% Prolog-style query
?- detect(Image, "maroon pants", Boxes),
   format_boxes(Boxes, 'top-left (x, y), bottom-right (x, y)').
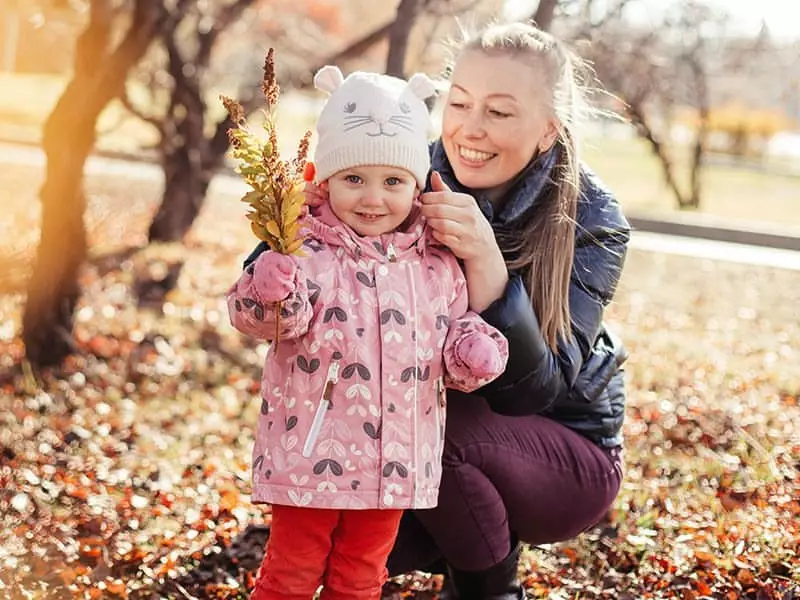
top-left (387, 393), bottom-right (623, 573)
top-left (254, 505), bottom-right (403, 599)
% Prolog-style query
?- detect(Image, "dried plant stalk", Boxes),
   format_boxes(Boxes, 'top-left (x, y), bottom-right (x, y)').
top-left (222, 48), bottom-right (313, 343)
top-left (221, 48), bottom-right (311, 257)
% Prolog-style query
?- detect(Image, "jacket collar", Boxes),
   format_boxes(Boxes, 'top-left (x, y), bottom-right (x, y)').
top-left (429, 140), bottom-right (559, 227)
top-left (306, 202), bottom-right (432, 262)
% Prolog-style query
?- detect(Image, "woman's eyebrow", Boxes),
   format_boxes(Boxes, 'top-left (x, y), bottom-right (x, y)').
top-left (451, 84), bottom-right (519, 104)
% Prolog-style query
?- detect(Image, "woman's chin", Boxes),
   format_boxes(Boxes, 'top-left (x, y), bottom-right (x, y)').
top-left (451, 166), bottom-right (499, 190)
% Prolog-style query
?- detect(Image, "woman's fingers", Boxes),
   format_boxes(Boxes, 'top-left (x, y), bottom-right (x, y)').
top-left (419, 190), bottom-right (471, 208)
top-left (303, 180), bottom-right (328, 206)
top-left (429, 170), bottom-right (451, 192)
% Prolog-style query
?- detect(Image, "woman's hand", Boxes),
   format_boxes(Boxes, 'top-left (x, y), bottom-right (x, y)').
top-left (420, 171), bottom-right (496, 262)
top-left (303, 180), bottom-right (328, 208)
top-left (421, 171), bottom-right (508, 311)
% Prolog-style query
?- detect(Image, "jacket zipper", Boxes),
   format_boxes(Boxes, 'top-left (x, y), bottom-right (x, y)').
top-left (434, 376), bottom-right (446, 451)
top-left (386, 242), bottom-right (397, 262)
top-left (302, 360), bottom-right (340, 458)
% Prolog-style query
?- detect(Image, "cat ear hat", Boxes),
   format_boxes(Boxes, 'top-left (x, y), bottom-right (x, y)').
top-left (312, 65), bottom-right (437, 190)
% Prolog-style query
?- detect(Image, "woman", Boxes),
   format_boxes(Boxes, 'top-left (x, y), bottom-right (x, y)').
top-left (385, 22), bottom-right (630, 599)
top-left (244, 21), bottom-right (630, 600)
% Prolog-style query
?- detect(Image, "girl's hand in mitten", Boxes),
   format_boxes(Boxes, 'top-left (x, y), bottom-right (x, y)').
top-left (456, 332), bottom-right (505, 379)
top-left (252, 252), bottom-right (298, 302)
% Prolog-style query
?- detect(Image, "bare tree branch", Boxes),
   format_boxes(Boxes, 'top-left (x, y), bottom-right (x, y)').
top-left (197, 0), bottom-right (254, 69)
top-left (387, 0), bottom-right (424, 76)
top-left (118, 86), bottom-right (164, 134)
top-left (530, 0), bottom-right (558, 31)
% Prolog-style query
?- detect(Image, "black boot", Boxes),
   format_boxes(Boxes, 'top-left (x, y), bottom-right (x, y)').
top-left (444, 544), bottom-right (525, 600)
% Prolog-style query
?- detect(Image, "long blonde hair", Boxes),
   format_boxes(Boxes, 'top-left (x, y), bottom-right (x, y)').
top-left (450, 22), bottom-right (591, 350)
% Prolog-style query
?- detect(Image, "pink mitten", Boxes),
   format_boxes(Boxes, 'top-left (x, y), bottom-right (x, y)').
top-left (253, 252), bottom-right (298, 302)
top-left (456, 333), bottom-right (504, 379)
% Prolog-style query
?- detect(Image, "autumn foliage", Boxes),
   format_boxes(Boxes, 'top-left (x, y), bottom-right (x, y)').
top-left (1, 162), bottom-right (799, 599)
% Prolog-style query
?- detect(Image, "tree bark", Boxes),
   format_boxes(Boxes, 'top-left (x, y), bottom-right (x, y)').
top-left (531, 0), bottom-right (558, 31)
top-left (386, 0), bottom-right (423, 77)
top-left (146, 0), bottom-right (255, 243)
top-left (22, 0), bottom-right (164, 367)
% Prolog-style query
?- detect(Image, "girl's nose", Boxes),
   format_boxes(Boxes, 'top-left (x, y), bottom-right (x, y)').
top-left (359, 193), bottom-right (383, 206)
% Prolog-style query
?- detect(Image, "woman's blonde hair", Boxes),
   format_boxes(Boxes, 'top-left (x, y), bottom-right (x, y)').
top-left (448, 21), bottom-right (593, 351)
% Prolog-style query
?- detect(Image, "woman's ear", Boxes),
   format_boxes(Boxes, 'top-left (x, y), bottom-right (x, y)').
top-left (539, 119), bottom-right (559, 153)
top-left (314, 65), bottom-right (344, 94)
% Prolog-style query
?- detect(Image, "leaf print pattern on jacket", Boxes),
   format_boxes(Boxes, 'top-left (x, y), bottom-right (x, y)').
top-left (227, 202), bottom-right (508, 510)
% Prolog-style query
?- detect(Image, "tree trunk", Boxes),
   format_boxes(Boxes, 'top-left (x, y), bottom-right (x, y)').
top-left (532, 0), bottom-right (559, 31)
top-left (146, 1), bottom-right (255, 243)
top-left (627, 103), bottom-right (690, 209)
top-left (386, 0), bottom-right (423, 77)
top-left (22, 0), bottom-right (163, 367)
top-left (148, 143), bottom-right (214, 242)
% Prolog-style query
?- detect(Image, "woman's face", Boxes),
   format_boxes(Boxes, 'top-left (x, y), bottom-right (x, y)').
top-left (442, 50), bottom-right (558, 190)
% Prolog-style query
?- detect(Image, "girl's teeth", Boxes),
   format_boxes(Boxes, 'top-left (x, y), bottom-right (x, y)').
top-left (459, 147), bottom-right (493, 161)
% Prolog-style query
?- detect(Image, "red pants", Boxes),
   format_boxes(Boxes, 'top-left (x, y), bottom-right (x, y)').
top-left (252, 505), bottom-right (403, 600)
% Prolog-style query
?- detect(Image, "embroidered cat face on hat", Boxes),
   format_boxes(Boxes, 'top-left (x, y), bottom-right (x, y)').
top-left (313, 66), bottom-right (437, 190)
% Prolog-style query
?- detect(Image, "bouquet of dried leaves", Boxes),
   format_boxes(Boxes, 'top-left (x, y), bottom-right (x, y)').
top-left (221, 48), bottom-right (312, 257)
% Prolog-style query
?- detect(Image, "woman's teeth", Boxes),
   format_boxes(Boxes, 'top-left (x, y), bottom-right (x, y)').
top-left (459, 146), bottom-right (494, 162)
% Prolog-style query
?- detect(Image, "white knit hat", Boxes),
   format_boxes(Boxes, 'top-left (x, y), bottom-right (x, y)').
top-left (313, 66), bottom-right (437, 189)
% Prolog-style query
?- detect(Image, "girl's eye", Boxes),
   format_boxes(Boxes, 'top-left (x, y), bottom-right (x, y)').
top-left (344, 174), bottom-right (361, 184)
top-left (385, 177), bottom-right (402, 186)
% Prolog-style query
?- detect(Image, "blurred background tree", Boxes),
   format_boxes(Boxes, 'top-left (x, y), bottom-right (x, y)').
top-left (22, 0), bottom-right (174, 367)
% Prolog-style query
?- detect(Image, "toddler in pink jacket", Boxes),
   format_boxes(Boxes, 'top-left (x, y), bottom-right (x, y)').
top-left (227, 66), bottom-right (508, 600)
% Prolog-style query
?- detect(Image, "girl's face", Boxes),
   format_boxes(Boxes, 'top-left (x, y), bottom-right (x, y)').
top-left (326, 165), bottom-right (417, 236)
top-left (442, 50), bottom-right (558, 190)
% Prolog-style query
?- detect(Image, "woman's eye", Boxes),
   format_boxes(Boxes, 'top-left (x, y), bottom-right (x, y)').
top-left (489, 109), bottom-right (511, 118)
top-left (449, 102), bottom-right (467, 109)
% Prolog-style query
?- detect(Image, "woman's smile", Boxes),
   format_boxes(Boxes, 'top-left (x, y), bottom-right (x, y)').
top-left (456, 144), bottom-right (497, 165)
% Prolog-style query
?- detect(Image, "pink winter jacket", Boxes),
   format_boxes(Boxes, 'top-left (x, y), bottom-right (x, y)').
top-left (227, 204), bottom-right (508, 510)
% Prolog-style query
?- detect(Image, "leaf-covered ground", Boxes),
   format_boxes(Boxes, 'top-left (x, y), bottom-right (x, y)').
top-left (1, 162), bottom-right (798, 599)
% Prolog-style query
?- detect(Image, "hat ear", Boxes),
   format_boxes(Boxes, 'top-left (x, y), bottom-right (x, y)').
top-left (405, 73), bottom-right (437, 101)
top-left (314, 65), bottom-right (344, 94)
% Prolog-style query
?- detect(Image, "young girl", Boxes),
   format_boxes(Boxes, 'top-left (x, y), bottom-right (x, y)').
top-left (227, 66), bottom-right (508, 600)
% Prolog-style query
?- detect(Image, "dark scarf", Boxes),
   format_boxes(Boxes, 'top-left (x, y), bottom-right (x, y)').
top-left (428, 139), bottom-right (560, 228)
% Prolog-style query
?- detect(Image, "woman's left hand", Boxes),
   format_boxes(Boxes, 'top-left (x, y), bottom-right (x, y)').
top-left (420, 171), bottom-right (499, 263)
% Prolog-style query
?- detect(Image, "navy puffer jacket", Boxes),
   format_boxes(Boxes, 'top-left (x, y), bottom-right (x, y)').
top-left (430, 141), bottom-right (630, 447)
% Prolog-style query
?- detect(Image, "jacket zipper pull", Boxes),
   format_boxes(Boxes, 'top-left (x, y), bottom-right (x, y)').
top-left (436, 376), bottom-right (446, 407)
top-left (386, 243), bottom-right (397, 263)
top-left (302, 361), bottom-right (340, 458)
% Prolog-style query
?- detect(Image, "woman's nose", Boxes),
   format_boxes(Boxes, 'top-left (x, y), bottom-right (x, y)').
top-left (461, 110), bottom-right (485, 138)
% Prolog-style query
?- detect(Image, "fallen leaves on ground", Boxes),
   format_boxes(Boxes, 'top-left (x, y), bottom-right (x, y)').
top-left (1, 165), bottom-right (798, 599)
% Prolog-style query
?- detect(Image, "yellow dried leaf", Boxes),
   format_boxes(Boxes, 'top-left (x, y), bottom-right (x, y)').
top-left (266, 220), bottom-right (281, 238)
top-left (285, 238), bottom-right (305, 255)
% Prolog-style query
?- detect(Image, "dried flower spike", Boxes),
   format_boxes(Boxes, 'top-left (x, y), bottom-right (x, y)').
top-left (221, 48), bottom-right (312, 257)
